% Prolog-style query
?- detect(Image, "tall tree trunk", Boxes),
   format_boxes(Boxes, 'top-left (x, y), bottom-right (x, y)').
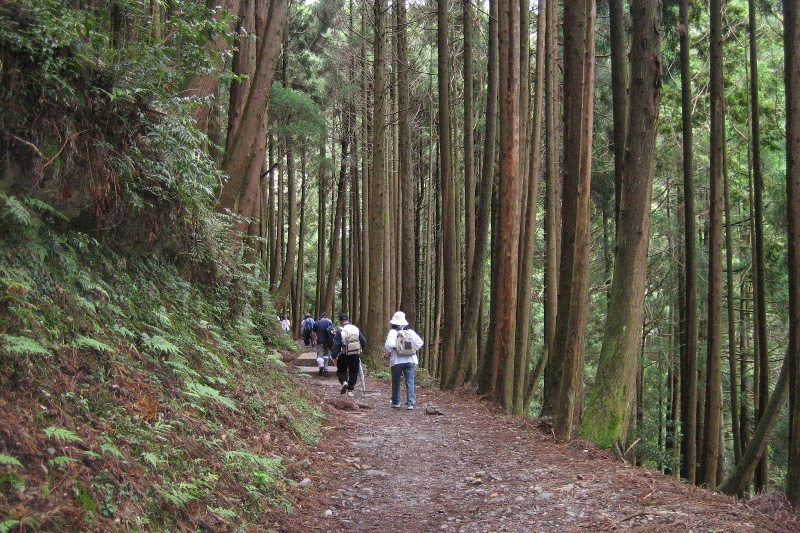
top-left (446, 0), bottom-right (498, 389)
top-left (718, 358), bottom-right (789, 495)
top-left (316, 140), bottom-right (328, 314)
top-left (226, 0), bottom-right (256, 157)
top-left (679, 0), bottom-right (699, 484)
top-left (517, 0), bottom-right (546, 412)
top-left (723, 132), bottom-right (742, 464)
top-left (488, 0), bottom-right (522, 410)
top-left (747, 0), bottom-right (771, 492)
top-left (180, 0), bottom-right (242, 130)
top-left (579, 0), bottom-right (661, 448)
top-left (539, 0), bottom-right (561, 414)
top-left (784, 0), bottom-right (800, 507)
top-left (438, 0), bottom-right (460, 383)
top-left (609, 0), bottom-right (627, 230)
top-left (701, 0), bottom-right (725, 486)
top-left (274, 147), bottom-right (298, 310)
top-left (323, 139), bottom-right (349, 315)
top-left (219, 0), bottom-right (288, 232)
top-left (294, 148), bottom-right (308, 335)
top-left (463, 0), bottom-right (476, 293)
top-left (553, 0), bottom-right (595, 442)
top-left (396, 0), bottom-right (416, 325)
top-left (364, 0), bottom-right (387, 365)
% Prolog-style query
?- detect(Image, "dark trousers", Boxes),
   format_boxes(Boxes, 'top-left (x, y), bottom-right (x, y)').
top-left (336, 352), bottom-right (360, 390)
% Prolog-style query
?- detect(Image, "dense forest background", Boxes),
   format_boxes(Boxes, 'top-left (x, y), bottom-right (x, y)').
top-left (2, 0), bottom-right (800, 528)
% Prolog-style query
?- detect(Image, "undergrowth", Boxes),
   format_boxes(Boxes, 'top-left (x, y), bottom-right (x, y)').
top-left (0, 199), bottom-right (322, 532)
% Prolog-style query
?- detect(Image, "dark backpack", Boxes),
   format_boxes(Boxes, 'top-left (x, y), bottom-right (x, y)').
top-left (302, 318), bottom-right (313, 334)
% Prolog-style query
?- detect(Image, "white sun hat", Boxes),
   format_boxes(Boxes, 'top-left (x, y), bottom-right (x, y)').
top-left (389, 311), bottom-right (409, 326)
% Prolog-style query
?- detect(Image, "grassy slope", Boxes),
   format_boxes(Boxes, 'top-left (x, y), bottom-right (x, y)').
top-left (0, 219), bottom-right (323, 532)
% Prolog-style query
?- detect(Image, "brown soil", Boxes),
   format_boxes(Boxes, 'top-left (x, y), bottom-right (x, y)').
top-left (274, 357), bottom-right (800, 533)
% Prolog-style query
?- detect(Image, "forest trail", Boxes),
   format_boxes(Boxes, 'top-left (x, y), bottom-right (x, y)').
top-left (277, 349), bottom-right (800, 532)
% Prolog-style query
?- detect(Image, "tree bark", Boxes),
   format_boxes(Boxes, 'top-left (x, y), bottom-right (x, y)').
top-left (517, 0), bottom-right (546, 413)
top-left (718, 358), bottom-right (789, 495)
top-left (396, 0), bottom-right (416, 325)
top-left (438, 0), bottom-right (460, 383)
top-left (579, 0), bottom-right (661, 448)
top-left (218, 0), bottom-right (288, 228)
top-left (609, 0), bottom-right (627, 231)
top-left (701, 0), bottom-right (725, 486)
top-left (364, 0), bottom-right (387, 365)
top-left (784, 0), bottom-right (800, 507)
top-left (679, 0), bottom-right (698, 484)
top-left (539, 0), bottom-right (561, 414)
top-left (553, 0), bottom-right (595, 442)
top-left (274, 146), bottom-right (298, 310)
top-left (445, 0), bottom-right (499, 390)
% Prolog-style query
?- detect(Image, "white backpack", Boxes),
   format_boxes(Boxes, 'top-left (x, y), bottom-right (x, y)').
top-left (394, 328), bottom-right (417, 356)
top-left (341, 324), bottom-right (362, 355)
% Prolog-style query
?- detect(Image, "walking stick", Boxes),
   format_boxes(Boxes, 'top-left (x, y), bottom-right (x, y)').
top-left (358, 359), bottom-right (366, 392)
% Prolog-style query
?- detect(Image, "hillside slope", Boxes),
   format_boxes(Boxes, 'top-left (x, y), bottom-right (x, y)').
top-left (0, 217), bottom-right (322, 532)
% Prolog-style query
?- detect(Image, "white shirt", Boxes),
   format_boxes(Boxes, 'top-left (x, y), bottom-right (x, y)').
top-left (384, 327), bottom-right (424, 367)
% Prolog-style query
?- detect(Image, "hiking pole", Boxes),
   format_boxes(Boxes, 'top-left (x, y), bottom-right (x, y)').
top-left (358, 360), bottom-right (366, 392)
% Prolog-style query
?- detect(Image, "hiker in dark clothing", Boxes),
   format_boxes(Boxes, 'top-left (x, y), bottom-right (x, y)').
top-left (332, 312), bottom-right (366, 396)
top-left (301, 313), bottom-right (315, 347)
top-left (313, 312), bottom-right (334, 375)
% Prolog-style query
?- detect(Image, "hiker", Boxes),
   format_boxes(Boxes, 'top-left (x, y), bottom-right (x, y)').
top-left (313, 312), bottom-right (335, 375)
top-left (332, 312), bottom-right (366, 396)
top-left (384, 311), bottom-right (424, 410)
top-left (280, 315), bottom-right (291, 333)
top-left (301, 313), bottom-right (315, 346)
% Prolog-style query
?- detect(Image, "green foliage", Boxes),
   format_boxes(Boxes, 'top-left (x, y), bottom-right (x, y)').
top-left (269, 83), bottom-right (326, 143)
top-left (0, 455), bottom-right (22, 467)
top-left (44, 426), bottom-right (83, 443)
top-left (0, 334), bottom-right (50, 356)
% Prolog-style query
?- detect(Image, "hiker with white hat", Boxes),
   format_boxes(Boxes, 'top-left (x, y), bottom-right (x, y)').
top-left (384, 311), bottom-right (424, 410)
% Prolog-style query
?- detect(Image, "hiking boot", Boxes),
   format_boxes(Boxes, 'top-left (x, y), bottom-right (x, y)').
top-left (318, 368), bottom-right (324, 376)
top-left (406, 404), bottom-right (414, 410)
top-left (340, 382), bottom-right (349, 395)
top-left (391, 403), bottom-right (401, 408)
top-left (346, 390), bottom-right (354, 397)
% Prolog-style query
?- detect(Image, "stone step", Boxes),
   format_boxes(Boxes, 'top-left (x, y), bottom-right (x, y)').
top-left (295, 352), bottom-right (336, 367)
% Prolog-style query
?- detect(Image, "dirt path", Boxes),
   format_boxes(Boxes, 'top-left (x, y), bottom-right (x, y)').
top-left (275, 355), bottom-right (800, 532)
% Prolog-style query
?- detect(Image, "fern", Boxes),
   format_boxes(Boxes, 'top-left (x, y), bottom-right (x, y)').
top-left (0, 454), bottom-right (22, 467)
top-left (43, 426), bottom-right (83, 443)
top-left (0, 520), bottom-right (21, 533)
top-left (0, 194), bottom-right (39, 228)
top-left (207, 506), bottom-right (238, 521)
top-left (22, 196), bottom-right (68, 220)
top-left (185, 381), bottom-right (237, 411)
top-left (164, 359), bottom-right (201, 380)
top-left (100, 441), bottom-right (125, 461)
top-left (142, 334), bottom-right (181, 356)
top-left (159, 482), bottom-right (198, 508)
top-left (141, 452), bottom-right (162, 467)
top-left (111, 324), bottom-right (136, 339)
top-left (1, 334), bottom-right (49, 356)
top-left (73, 335), bottom-right (114, 353)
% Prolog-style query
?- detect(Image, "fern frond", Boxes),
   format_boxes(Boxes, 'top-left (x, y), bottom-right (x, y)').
top-left (0, 454), bottom-right (23, 467)
top-left (0, 194), bottom-right (39, 228)
top-left (23, 197), bottom-right (68, 220)
top-left (1, 334), bottom-right (50, 356)
top-left (141, 451), bottom-right (162, 467)
top-left (185, 381), bottom-right (237, 411)
top-left (43, 426), bottom-right (83, 443)
top-left (74, 335), bottom-right (114, 353)
top-left (142, 334), bottom-right (181, 356)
